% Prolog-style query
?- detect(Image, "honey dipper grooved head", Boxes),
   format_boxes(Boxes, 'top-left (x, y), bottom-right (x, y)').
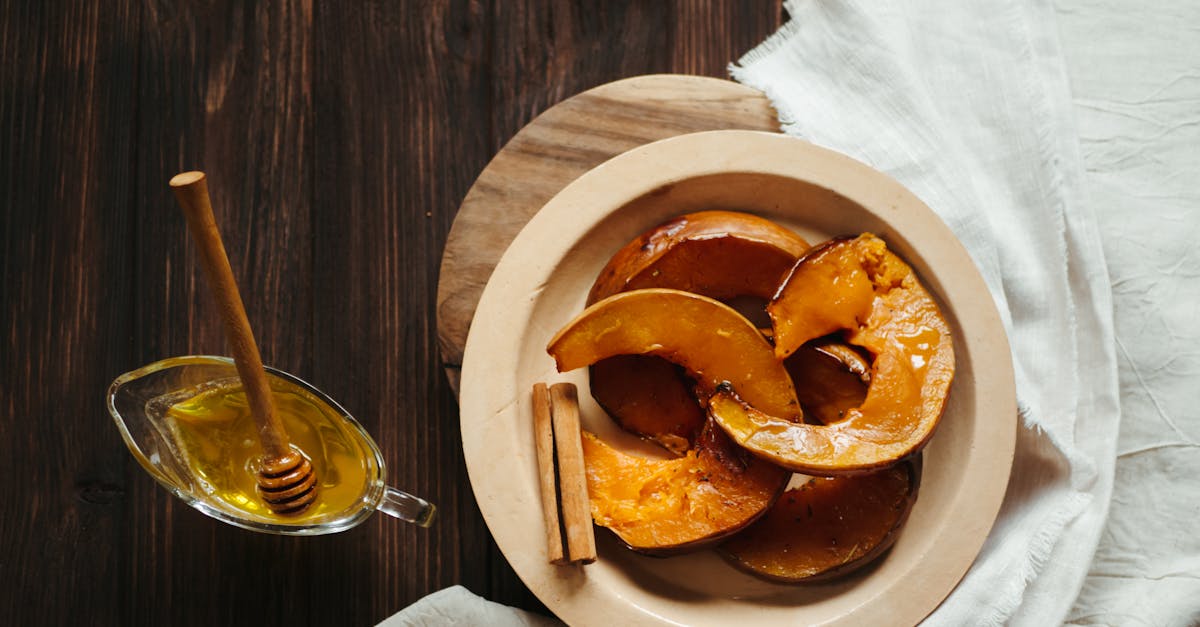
top-left (255, 451), bottom-right (318, 515)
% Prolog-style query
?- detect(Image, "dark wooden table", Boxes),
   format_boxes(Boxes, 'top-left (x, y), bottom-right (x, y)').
top-left (0, 2), bottom-right (782, 624)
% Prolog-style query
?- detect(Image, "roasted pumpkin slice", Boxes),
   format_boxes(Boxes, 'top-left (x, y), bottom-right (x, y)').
top-left (720, 458), bottom-right (920, 582)
top-left (710, 234), bottom-right (954, 474)
top-left (587, 210), bottom-right (810, 304)
top-left (582, 418), bottom-right (790, 554)
top-left (548, 288), bottom-right (801, 419)
top-left (586, 211), bottom-right (809, 451)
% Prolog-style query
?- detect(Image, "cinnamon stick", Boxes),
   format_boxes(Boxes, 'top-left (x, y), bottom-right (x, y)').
top-left (549, 383), bottom-right (597, 564)
top-left (531, 383), bottom-right (567, 565)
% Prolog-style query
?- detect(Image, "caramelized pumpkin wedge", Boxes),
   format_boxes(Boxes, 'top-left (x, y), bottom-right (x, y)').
top-left (547, 289), bottom-right (801, 419)
top-left (710, 234), bottom-right (954, 474)
top-left (587, 210), bottom-right (810, 304)
top-left (720, 458), bottom-right (920, 582)
top-left (583, 419), bottom-right (790, 555)
top-left (586, 211), bottom-right (809, 451)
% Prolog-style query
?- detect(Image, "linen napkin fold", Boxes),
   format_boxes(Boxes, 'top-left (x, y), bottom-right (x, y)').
top-left (378, 586), bottom-right (558, 627)
top-left (730, 0), bottom-right (1120, 624)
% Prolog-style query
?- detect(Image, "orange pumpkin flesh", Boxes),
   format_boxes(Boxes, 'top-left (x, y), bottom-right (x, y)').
top-left (548, 289), bottom-right (801, 419)
top-left (587, 211), bottom-right (809, 451)
top-left (582, 419), bottom-right (790, 554)
top-left (765, 238), bottom-right (875, 356)
top-left (547, 288), bottom-right (799, 554)
top-left (710, 234), bottom-right (954, 474)
top-left (720, 458), bottom-right (920, 582)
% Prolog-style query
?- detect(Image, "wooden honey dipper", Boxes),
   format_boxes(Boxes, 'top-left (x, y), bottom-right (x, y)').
top-left (170, 171), bottom-right (317, 516)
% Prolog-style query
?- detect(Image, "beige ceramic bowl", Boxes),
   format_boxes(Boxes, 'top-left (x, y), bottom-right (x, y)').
top-left (459, 130), bottom-right (1015, 626)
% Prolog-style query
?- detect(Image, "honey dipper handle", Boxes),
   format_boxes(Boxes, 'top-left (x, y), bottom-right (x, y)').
top-left (169, 171), bottom-right (291, 459)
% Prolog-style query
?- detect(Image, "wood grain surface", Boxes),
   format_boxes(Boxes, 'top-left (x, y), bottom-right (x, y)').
top-left (0, 1), bottom-right (782, 624)
top-left (436, 74), bottom-right (779, 393)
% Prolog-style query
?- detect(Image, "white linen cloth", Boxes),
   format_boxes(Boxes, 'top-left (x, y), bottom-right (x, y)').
top-left (387, 0), bottom-right (1198, 624)
top-left (378, 586), bottom-right (557, 627)
top-left (734, 0), bottom-right (1196, 625)
top-left (1055, 2), bottom-right (1200, 625)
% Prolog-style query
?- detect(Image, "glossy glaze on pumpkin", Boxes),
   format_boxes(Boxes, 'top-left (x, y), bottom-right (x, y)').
top-left (710, 234), bottom-right (954, 474)
top-left (581, 419), bottom-right (790, 554)
top-left (720, 458), bottom-right (919, 581)
top-left (586, 211), bottom-right (809, 451)
top-left (548, 288), bottom-right (801, 419)
top-left (587, 210), bottom-right (810, 304)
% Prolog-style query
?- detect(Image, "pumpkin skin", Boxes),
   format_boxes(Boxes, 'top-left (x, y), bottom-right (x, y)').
top-left (582, 419), bottom-right (790, 555)
top-left (548, 288), bottom-right (801, 420)
top-left (709, 234), bottom-right (954, 475)
top-left (586, 211), bottom-right (809, 452)
top-left (720, 457), bottom-right (920, 581)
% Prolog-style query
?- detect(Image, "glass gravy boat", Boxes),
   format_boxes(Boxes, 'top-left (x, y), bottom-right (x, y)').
top-left (107, 355), bottom-right (435, 535)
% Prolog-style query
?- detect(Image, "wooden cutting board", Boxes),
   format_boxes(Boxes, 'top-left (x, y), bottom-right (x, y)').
top-left (436, 74), bottom-right (779, 393)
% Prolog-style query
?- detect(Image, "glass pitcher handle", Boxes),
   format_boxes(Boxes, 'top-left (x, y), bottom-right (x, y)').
top-left (378, 486), bottom-right (436, 527)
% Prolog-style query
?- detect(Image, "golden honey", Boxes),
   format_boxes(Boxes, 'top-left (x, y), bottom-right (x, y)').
top-left (164, 378), bottom-right (373, 524)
